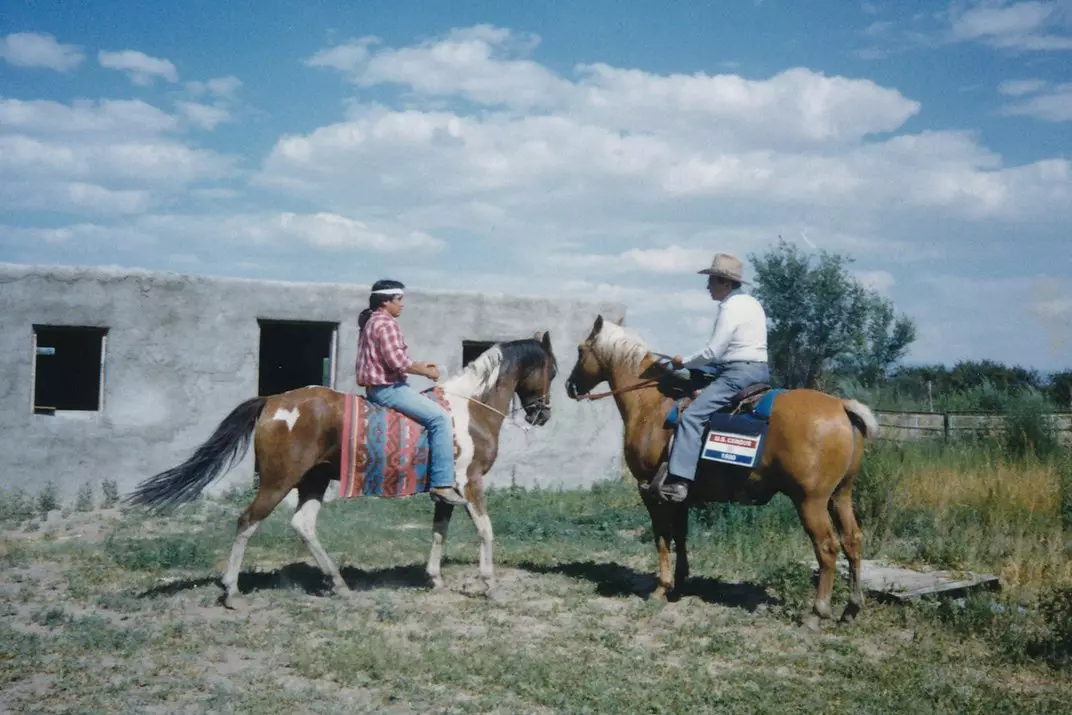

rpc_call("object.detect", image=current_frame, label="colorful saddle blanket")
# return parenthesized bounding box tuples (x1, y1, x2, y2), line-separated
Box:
(665, 389, 788, 470)
(338, 387, 452, 499)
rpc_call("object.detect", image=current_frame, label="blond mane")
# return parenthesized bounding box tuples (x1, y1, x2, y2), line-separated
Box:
(592, 320, 652, 374)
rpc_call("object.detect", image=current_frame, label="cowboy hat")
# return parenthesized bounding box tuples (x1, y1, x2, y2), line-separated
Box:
(698, 252, 748, 284)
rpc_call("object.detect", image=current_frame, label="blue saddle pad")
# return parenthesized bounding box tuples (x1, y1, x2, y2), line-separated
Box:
(664, 388, 785, 428)
(664, 389, 788, 470)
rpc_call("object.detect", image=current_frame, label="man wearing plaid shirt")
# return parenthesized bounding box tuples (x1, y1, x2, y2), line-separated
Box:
(356, 279, 468, 506)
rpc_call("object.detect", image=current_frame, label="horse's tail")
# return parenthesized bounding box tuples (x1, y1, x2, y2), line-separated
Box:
(125, 396, 268, 513)
(842, 398, 879, 441)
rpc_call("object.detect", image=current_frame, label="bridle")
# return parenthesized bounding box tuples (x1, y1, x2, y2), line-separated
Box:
(569, 347, 670, 402)
(442, 346, 554, 427)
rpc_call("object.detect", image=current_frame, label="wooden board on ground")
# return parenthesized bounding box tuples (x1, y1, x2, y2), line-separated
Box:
(808, 559, 1001, 603)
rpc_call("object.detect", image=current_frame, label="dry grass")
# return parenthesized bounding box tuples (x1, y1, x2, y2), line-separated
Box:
(897, 460, 1061, 516)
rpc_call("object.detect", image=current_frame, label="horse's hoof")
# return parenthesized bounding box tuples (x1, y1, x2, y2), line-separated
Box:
(223, 594, 247, 611)
(332, 585, 355, 600)
(802, 614, 822, 633)
(839, 603, 861, 624)
(650, 587, 668, 602)
(427, 575, 445, 590)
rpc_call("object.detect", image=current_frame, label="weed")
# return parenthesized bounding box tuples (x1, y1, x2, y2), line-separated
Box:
(0, 488, 36, 524)
(36, 482, 59, 517)
(100, 479, 119, 509)
(75, 483, 95, 512)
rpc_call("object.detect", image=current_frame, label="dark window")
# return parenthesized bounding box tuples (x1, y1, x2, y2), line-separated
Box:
(462, 340, 496, 368)
(33, 325, 107, 413)
(258, 320, 338, 396)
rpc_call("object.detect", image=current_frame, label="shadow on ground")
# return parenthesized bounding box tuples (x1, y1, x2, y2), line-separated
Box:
(516, 559, 780, 612)
(137, 561, 433, 600)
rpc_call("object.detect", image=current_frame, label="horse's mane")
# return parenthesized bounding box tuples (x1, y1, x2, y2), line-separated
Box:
(443, 338, 555, 395)
(591, 321, 651, 373)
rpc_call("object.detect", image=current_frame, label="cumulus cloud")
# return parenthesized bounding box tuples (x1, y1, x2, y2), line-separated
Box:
(98, 49, 179, 85)
(0, 96, 236, 216)
(0, 32, 84, 71)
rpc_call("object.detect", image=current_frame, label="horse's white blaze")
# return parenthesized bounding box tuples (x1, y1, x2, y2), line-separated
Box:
(272, 407, 299, 432)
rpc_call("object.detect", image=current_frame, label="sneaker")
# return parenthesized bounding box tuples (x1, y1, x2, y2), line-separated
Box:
(430, 486, 468, 506)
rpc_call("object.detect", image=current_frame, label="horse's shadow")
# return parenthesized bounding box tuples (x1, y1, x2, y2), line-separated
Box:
(137, 561, 432, 600)
(516, 560, 779, 612)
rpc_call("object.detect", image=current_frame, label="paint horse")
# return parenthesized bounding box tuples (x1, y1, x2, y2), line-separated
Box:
(126, 333, 557, 609)
(565, 316, 878, 630)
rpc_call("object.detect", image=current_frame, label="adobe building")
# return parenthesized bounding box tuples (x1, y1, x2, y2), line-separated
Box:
(0, 263, 627, 503)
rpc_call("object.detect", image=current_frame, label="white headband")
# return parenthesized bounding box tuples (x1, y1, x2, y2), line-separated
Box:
(371, 288, 404, 296)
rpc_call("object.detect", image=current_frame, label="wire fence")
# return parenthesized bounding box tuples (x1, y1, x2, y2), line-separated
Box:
(873, 410, 1072, 445)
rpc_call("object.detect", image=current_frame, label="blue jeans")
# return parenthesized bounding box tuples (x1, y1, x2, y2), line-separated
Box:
(667, 361, 771, 481)
(365, 383, 456, 489)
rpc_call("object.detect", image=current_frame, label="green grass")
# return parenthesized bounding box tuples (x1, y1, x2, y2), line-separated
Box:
(2, 443, 1071, 713)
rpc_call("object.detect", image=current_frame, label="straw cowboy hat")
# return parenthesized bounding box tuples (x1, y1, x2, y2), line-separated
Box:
(697, 252, 749, 285)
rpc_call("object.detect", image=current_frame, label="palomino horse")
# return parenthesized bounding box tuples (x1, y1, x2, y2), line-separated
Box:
(565, 316, 878, 630)
(126, 332, 557, 608)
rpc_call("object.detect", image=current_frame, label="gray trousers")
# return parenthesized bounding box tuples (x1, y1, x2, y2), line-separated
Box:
(667, 361, 771, 481)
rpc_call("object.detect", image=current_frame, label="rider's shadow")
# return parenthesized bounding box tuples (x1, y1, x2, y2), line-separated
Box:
(516, 560, 779, 612)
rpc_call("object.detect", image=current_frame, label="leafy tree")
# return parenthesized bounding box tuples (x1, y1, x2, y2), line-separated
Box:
(749, 238, 916, 389)
(1047, 370, 1072, 410)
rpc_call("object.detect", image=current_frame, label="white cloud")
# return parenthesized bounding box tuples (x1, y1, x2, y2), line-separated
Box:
(0, 96, 236, 215)
(0, 98, 179, 136)
(0, 32, 84, 71)
(186, 75, 243, 99)
(950, 1, 1072, 51)
(998, 78, 1047, 95)
(308, 27, 920, 147)
(0, 212, 443, 253)
(175, 101, 233, 130)
(854, 269, 897, 294)
(548, 245, 713, 275)
(1001, 82, 1072, 120)
(98, 49, 179, 85)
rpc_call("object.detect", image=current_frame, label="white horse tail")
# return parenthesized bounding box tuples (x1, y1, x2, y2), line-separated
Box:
(842, 399, 879, 441)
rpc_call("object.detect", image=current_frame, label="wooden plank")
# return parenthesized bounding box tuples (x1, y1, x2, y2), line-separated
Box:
(807, 559, 1001, 603)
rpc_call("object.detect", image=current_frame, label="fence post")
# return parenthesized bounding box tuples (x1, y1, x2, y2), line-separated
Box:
(943, 412, 950, 442)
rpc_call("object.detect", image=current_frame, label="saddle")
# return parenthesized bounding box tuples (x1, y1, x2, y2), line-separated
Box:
(657, 369, 773, 417)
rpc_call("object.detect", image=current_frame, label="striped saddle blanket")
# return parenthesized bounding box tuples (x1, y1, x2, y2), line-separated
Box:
(338, 387, 453, 499)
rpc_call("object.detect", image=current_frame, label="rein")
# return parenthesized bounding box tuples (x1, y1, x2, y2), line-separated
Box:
(575, 378, 661, 401)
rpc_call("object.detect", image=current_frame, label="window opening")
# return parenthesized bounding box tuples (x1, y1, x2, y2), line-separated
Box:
(257, 320, 338, 396)
(33, 325, 107, 414)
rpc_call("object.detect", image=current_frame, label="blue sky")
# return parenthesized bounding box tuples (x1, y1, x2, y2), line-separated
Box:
(2, 0, 1070, 372)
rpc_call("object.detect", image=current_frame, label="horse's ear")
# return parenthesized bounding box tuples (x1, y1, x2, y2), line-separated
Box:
(541, 330, 552, 350)
(533, 331, 543, 341)
(613, 316, 624, 326)
(593, 314, 604, 333)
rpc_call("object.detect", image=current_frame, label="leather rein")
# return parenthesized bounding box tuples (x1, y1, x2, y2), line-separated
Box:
(573, 378, 661, 401)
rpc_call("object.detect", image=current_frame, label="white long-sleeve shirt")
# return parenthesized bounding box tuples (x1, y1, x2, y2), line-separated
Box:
(683, 289, 768, 368)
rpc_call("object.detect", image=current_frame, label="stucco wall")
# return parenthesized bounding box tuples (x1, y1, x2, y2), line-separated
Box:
(0, 263, 627, 503)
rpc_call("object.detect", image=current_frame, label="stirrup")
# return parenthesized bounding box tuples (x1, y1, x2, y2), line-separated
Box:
(647, 462, 670, 500)
(430, 486, 468, 506)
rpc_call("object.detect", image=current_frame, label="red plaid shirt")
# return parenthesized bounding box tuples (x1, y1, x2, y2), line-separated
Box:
(355, 310, 414, 386)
